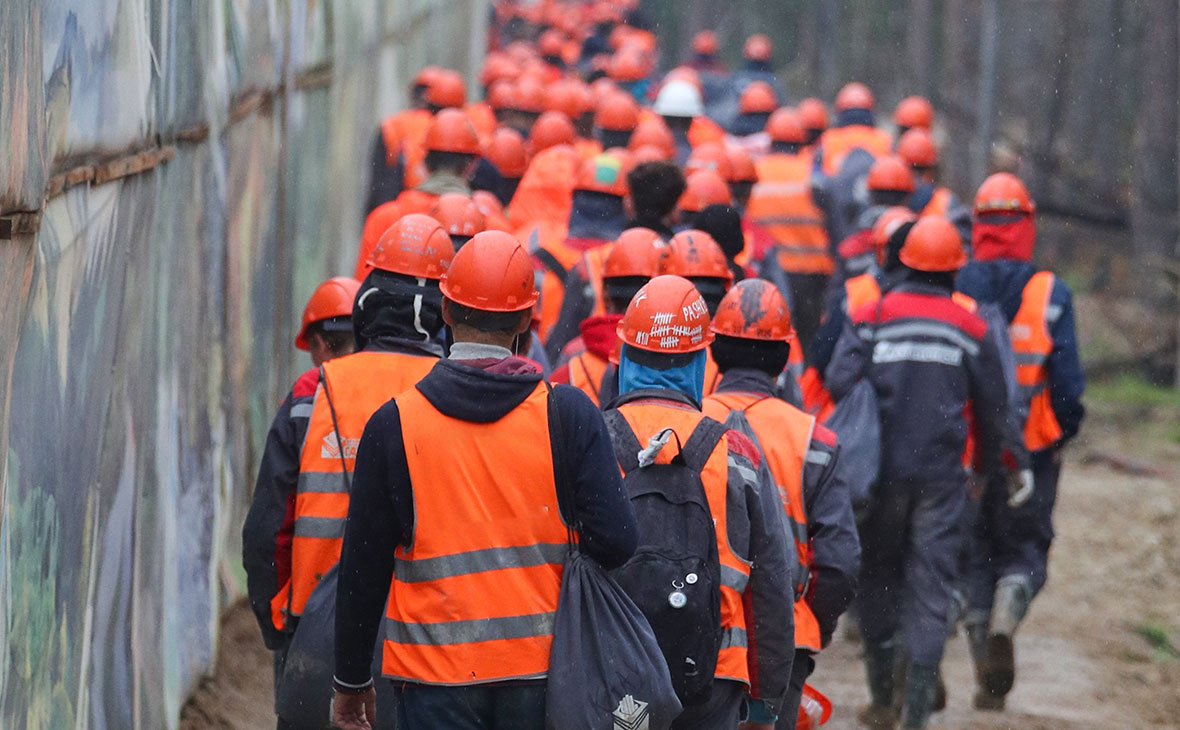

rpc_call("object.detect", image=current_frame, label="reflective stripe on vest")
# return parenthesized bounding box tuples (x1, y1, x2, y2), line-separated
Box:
(616, 403, 752, 685)
(1011, 271, 1063, 451)
(383, 382, 567, 685)
(844, 273, 881, 315)
(702, 392, 823, 652)
(569, 351, 608, 407)
(270, 350, 438, 631)
(749, 152, 832, 275)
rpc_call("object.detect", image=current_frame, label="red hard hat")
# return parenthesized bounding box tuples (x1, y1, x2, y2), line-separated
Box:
(539, 29, 565, 57)
(692, 30, 719, 56)
(440, 230, 538, 311)
(870, 206, 918, 251)
(628, 118, 676, 158)
(867, 155, 916, 193)
(609, 48, 650, 82)
(894, 95, 935, 130)
(974, 172, 1035, 216)
(590, 77, 621, 105)
(412, 65, 444, 90)
(546, 79, 594, 119)
(711, 278, 794, 341)
(424, 108, 481, 155)
(425, 69, 467, 109)
(725, 145, 758, 183)
(577, 152, 631, 197)
(512, 76, 548, 113)
(686, 142, 733, 181)
(429, 194, 487, 238)
(677, 169, 733, 213)
(766, 108, 807, 144)
(632, 144, 670, 163)
(797, 97, 830, 131)
(900, 216, 967, 272)
(594, 91, 640, 132)
(739, 82, 778, 114)
(618, 274, 714, 354)
(604, 227, 664, 279)
(835, 81, 875, 112)
(659, 229, 734, 281)
(480, 53, 519, 87)
(529, 111, 577, 153)
(487, 80, 515, 110)
(484, 127, 528, 177)
(744, 34, 773, 62)
(296, 277, 360, 350)
(368, 213, 454, 278)
(896, 128, 939, 168)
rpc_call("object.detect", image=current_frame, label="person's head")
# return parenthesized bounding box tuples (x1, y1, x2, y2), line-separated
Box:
(657, 229, 734, 314)
(506, 76, 547, 134)
(528, 110, 577, 155)
(893, 95, 935, 137)
(616, 274, 714, 401)
(691, 30, 719, 61)
(423, 109, 481, 178)
(709, 278, 794, 377)
(296, 277, 361, 367)
(653, 79, 703, 132)
(766, 108, 807, 155)
(834, 81, 876, 127)
(439, 231, 537, 349)
(628, 118, 676, 159)
(693, 204, 746, 262)
(410, 66, 443, 108)
(896, 127, 939, 184)
(739, 82, 778, 117)
(725, 146, 758, 209)
(602, 227, 664, 313)
(972, 172, 1037, 262)
(677, 170, 732, 227)
(546, 79, 594, 137)
(871, 206, 918, 269)
(899, 215, 966, 290)
(627, 160, 686, 225)
(423, 69, 467, 113)
(743, 34, 773, 68)
(867, 155, 916, 207)
(429, 194, 487, 251)
(594, 91, 640, 149)
(797, 97, 829, 145)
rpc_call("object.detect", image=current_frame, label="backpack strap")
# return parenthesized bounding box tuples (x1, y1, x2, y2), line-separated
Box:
(534, 247, 568, 282)
(602, 408, 643, 475)
(544, 383, 577, 547)
(679, 417, 730, 473)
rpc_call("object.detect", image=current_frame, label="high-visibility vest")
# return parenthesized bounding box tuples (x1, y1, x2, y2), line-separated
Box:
(702, 392, 822, 652)
(383, 382, 568, 685)
(702, 348, 722, 397)
(380, 108, 431, 167)
(922, 187, 953, 217)
(1011, 271, 1063, 451)
(844, 273, 882, 315)
(817, 124, 892, 176)
(614, 402, 752, 685)
(270, 350, 438, 630)
(748, 152, 832, 275)
(567, 350, 610, 407)
(582, 244, 612, 319)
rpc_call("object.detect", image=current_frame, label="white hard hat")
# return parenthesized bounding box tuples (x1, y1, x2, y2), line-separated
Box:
(653, 79, 703, 118)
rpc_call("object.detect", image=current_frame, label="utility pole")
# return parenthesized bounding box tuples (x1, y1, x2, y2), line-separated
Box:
(974, 0, 998, 185)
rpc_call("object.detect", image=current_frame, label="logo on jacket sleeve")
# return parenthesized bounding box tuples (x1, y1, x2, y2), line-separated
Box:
(613, 694, 650, 730)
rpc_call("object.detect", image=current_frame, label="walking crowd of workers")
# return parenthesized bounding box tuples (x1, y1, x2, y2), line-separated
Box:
(242, 2, 1086, 729)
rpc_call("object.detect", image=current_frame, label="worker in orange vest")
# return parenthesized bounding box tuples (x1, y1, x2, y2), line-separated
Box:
(605, 274, 795, 729)
(702, 279, 860, 729)
(725, 145, 778, 272)
(747, 108, 831, 357)
(830, 154, 916, 286)
(956, 173, 1085, 711)
(244, 217, 453, 727)
(332, 232, 637, 730)
(896, 128, 972, 244)
(365, 66, 443, 214)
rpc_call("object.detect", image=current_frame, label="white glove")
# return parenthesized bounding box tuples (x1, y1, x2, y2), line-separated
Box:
(1008, 469, 1035, 508)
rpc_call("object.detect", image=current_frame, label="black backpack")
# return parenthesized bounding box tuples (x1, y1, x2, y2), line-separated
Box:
(602, 409, 728, 706)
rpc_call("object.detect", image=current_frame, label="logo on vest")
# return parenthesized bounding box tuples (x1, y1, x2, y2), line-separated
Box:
(612, 694, 650, 730)
(321, 432, 360, 460)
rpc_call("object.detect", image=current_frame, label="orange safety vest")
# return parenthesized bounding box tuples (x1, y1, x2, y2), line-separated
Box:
(383, 382, 567, 684)
(817, 124, 892, 176)
(614, 402, 752, 685)
(568, 350, 610, 407)
(271, 350, 438, 630)
(843, 273, 881, 314)
(1011, 271, 1063, 451)
(702, 392, 822, 652)
(582, 244, 612, 319)
(523, 223, 585, 342)
(702, 348, 722, 397)
(380, 108, 431, 166)
(748, 152, 833, 275)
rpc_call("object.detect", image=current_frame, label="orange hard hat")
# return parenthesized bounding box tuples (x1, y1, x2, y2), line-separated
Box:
(539, 29, 565, 57)
(896, 127, 939, 168)
(739, 82, 778, 114)
(546, 79, 594, 119)
(529, 111, 577, 153)
(744, 34, 773, 62)
(628, 118, 676, 158)
(899, 215, 967, 272)
(692, 30, 719, 56)
(798, 97, 829, 131)
(632, 143, 670, 163)
(870, 206, 918, 251)
(725, 145, 758, 183)
(835, 81, 875, 112)
(368, 213, 454, 278)
(867, 155, 916, 193)
(296, 277, 361, 350)
(412, 65, 444, 90)
(766, 107, 807, 144)
(678, 169, 733, 213)
(590, 76, 621, 105)
(487, 80, 515, 110)
(686, 142, 733, 181)
(609, 48, 650, 82)
(594, 91, 640, 132)
(429, 194, 487, 238)
(604, 227, 665, 279)
(577, 152, 630, 197)
(659, 229, 734, 281)
(974, 172, 1035, 216)
(608, 24, 632, 51)
(424, 108, 481, 155)
(711, 278, 794, 341)
(618, 274, 714, 354)
(484, 127, 528, 177)
(425, 69, 467, 109)
(512, 76, 548, 113)
(440, 230, 538, 312)
(894, 95, 935, 130)
(480, 53, 519, 87)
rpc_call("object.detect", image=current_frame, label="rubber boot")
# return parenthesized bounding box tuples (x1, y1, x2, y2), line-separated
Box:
(984, 575, 1030, 698)
(900, 663, 939, 729)
(967, 620, 1003, 710)
(858, 640, 897, 729)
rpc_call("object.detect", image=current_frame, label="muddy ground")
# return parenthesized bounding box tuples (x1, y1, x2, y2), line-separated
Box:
(182, 392, 1179, 729)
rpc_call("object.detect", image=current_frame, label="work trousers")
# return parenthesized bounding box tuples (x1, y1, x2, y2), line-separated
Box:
(395, 681, 546, 730)
(271, 636, 298, 730)
(670, 679, 746, 730)
(776, 650, 816, 729)
(966, 448, 1061, 617)
(858, 478, 965, 667)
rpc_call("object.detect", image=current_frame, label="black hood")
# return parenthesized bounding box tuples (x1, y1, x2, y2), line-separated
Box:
(415, 359, 542, 423)
(353, 270, 444, 351)
(568, 190, 628, 240)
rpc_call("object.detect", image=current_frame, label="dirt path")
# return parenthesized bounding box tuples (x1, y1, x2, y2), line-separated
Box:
(182, 414, 1179, 730)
